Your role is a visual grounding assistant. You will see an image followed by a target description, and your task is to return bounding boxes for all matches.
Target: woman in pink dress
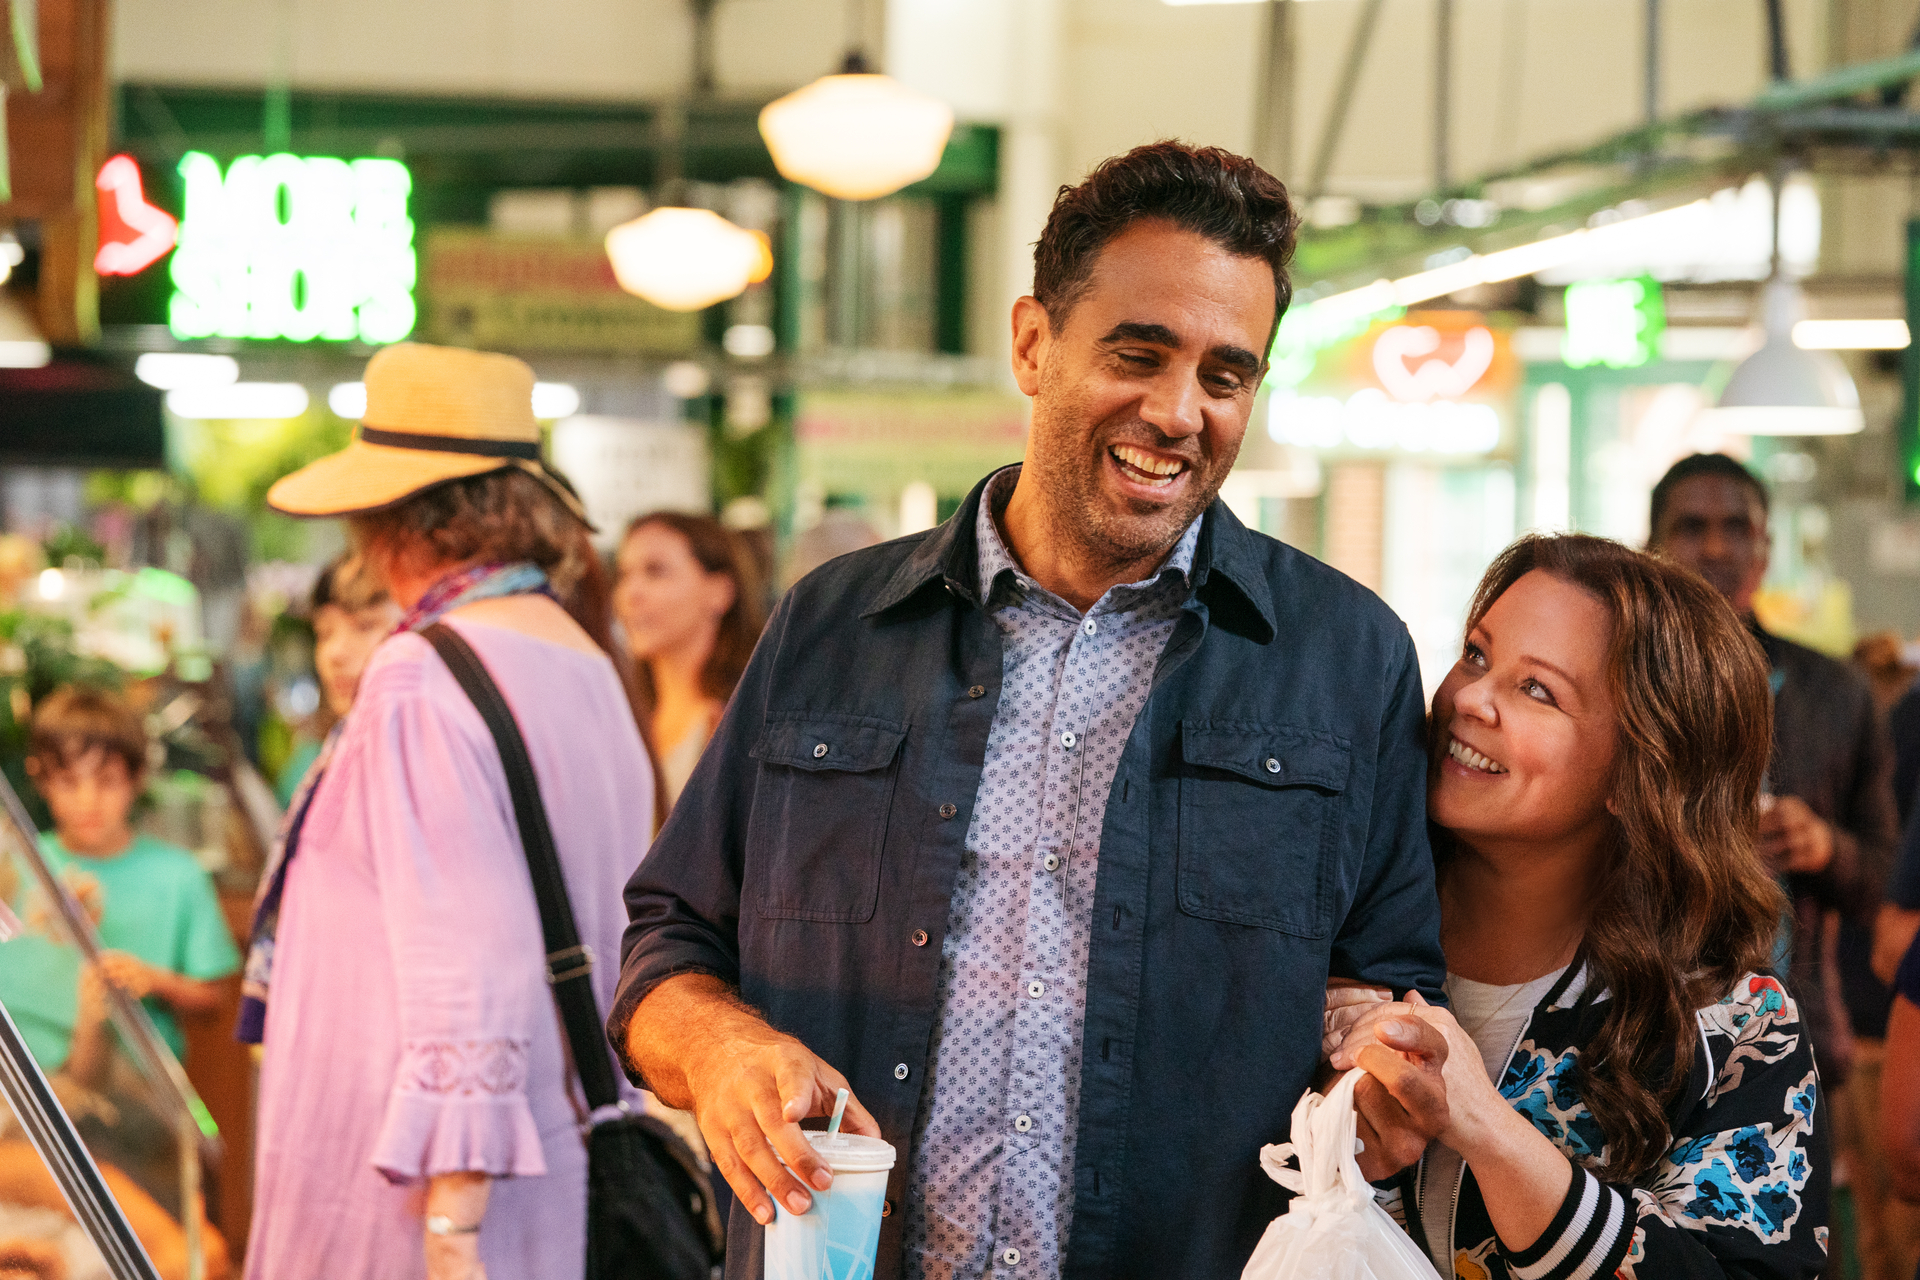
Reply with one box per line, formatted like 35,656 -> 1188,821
242,343 -> 654,1280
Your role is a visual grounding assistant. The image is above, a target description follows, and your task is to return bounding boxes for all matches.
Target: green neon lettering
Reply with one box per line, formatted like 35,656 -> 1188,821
168,151 -> 415,345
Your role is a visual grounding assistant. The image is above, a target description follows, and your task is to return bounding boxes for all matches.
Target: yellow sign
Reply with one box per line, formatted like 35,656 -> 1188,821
421,229 -> 701,355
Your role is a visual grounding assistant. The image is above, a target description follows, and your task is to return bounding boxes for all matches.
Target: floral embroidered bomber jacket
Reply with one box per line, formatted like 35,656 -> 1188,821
1383,966 -> 1827,1280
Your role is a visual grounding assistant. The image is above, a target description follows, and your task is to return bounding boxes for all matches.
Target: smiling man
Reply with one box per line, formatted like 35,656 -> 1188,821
610,143 -> 1449,1280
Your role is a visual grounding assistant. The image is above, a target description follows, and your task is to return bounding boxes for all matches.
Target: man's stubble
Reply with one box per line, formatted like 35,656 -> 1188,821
1025,373 -> 1241,577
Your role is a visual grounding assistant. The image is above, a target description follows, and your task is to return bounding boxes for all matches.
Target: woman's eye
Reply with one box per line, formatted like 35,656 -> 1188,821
1462,643 -> 1487,668
1522,677 -> 1553,703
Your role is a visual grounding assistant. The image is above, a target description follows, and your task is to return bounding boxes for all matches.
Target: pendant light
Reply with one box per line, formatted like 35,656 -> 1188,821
759,52 -> 955,202
604,0 -> 770,312
1703,168 -> 1863,438
606,209 -> 771,312
1708,276 -> 1863,437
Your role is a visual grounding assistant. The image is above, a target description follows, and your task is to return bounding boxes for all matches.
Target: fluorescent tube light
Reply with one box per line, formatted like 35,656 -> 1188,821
166,383 -> 310,420
1792,319 -> 1910,350
532,382 -> 581,418
135,353 -> 239,390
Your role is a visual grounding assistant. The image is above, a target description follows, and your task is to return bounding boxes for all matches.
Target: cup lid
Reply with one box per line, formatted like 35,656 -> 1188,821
805,1132 -> 896,1173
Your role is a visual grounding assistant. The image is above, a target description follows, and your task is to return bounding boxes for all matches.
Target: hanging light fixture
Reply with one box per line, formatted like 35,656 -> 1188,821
606,209 -> 772,312
1705,276 -> 1863,437
604,0 -> 772,312
759,54 -> 955,202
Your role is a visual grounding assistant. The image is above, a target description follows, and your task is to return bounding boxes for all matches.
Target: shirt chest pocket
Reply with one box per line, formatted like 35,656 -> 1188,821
1176,722 -> 1351,939
747,713 -> 908,924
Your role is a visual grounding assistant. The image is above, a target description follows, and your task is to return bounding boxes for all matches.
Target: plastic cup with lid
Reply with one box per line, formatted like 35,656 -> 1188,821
764,1132 -> 896,1280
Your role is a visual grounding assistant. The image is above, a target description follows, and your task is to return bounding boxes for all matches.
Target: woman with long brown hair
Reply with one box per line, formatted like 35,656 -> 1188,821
612,512 -> 765,808
1329,534 -> 1825,1280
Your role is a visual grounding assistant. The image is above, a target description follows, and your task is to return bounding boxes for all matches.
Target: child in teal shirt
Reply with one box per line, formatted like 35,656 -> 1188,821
0,684 -> 239,1072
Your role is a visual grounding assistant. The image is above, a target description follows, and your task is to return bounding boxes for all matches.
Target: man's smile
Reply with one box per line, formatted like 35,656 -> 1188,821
1108,442 -> 1192,491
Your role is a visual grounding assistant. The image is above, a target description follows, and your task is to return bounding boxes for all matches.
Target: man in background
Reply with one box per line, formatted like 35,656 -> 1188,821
1650,451 -> 1901,1278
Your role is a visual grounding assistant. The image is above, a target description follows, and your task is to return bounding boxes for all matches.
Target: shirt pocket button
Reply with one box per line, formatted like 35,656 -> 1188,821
912,929 -> 930,947
939,803 -> 958,819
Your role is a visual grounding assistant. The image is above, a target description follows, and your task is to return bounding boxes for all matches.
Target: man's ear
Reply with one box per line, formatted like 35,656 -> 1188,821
1010,296 -> 1051,398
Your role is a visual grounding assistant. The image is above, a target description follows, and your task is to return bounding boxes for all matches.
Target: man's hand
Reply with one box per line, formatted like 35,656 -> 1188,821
627,974 -> 880,1227
1324,994 -> 1449,1180
1322,981 -> 1390,1060
1759,794 -> 1834,875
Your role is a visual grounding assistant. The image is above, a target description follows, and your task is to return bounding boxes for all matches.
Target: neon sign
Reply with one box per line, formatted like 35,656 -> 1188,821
1562,276 -> 1664,369
1268,318 -> 1509,455
95,156 -> 178,276
167,152 -> 415,344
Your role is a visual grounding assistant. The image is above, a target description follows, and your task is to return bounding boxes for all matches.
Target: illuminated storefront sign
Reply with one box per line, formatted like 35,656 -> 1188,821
168,152 -> 415,344
94,156 -> 178,277
1268,315 -> 1514,456
1561,276 -> 1664,369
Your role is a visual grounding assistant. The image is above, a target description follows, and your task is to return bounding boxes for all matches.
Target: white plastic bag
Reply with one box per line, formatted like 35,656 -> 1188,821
1241,1068 -> 1440,1280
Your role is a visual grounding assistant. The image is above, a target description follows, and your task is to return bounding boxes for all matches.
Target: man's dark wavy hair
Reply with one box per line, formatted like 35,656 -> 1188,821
1649,452 -> 1770,540
1032,141 -> 1299,347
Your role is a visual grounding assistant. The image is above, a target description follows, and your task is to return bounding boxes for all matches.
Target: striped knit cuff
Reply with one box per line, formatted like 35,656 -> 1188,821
1500,1164 -> 1633,1280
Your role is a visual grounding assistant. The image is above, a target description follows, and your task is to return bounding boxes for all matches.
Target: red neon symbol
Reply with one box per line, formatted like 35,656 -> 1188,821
94,155 -> 178,276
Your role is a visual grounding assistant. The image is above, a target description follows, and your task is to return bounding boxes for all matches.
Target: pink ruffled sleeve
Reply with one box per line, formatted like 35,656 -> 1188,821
350,641 -> 554,1182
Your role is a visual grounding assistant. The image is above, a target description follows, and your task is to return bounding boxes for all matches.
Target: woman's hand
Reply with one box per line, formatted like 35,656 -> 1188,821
424,1233 -> 485,1280
424,1172 -> 490,1280
1320,989 -> 1451,1179
1329,993 -> 1507,1152
1333,993 -> 1573,1251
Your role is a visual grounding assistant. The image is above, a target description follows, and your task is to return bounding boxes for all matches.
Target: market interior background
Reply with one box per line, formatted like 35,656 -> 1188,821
5,0 -> 1920,1272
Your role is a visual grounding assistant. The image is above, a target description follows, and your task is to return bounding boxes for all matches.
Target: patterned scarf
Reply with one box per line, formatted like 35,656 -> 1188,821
237,561 -> 553,1044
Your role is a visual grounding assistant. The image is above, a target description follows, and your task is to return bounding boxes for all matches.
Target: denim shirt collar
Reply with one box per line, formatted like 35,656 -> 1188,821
861,464 -> 1278,643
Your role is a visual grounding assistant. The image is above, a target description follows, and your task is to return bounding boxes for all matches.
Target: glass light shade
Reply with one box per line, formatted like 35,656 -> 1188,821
759,74 -> 955,201
1704,278 -> 1864,437
604,208 -> 772,312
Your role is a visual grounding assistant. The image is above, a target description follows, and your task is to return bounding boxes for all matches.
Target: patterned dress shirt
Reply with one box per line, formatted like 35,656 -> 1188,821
903,467 -> 1201,1279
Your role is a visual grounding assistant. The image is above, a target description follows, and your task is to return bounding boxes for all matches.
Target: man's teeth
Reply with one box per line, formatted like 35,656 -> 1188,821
1447,737 -> 1506,774
1111,443 -> 1186,483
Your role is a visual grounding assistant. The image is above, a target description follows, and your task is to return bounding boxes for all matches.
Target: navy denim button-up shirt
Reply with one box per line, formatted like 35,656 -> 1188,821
611,471 -> 1447,1280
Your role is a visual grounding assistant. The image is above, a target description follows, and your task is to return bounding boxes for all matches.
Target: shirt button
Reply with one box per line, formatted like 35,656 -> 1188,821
1003,1247 -> 1022,1266
1042,853 -> 1060,872
1083,619 -> 1097,636
1027,980 -> 1045,998
968,684 -> 986,698
939,802 -> 957,819
894,1062 -> 910,1080
1060,731 -> 1076,749
883,1199 -> 894,1218
1265,756 -> 1282,774
912,928 -> 929,946
813,743 -> 830,759
1014,1114 -> 1033,1133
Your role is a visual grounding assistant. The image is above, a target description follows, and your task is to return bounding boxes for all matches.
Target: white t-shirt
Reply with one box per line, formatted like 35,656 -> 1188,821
1419,966 -> 1568,1274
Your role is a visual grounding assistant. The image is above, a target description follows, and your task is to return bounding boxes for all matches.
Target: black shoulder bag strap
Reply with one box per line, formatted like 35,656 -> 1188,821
420,623 -> 623,1112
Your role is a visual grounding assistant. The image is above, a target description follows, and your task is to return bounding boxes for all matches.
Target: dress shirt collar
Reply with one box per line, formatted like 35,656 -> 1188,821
862,463 -> 1278,643
972,465 -> 1197,616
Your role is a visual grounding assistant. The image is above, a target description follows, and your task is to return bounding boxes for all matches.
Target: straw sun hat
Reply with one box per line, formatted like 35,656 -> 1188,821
266,343 -> 590,526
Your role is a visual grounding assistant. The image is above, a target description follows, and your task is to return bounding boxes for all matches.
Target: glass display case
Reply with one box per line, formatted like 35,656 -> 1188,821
0,772 -> 225,1280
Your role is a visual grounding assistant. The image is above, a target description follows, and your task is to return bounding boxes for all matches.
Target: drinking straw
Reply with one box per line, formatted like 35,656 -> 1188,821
827,1087 -> 850,1138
